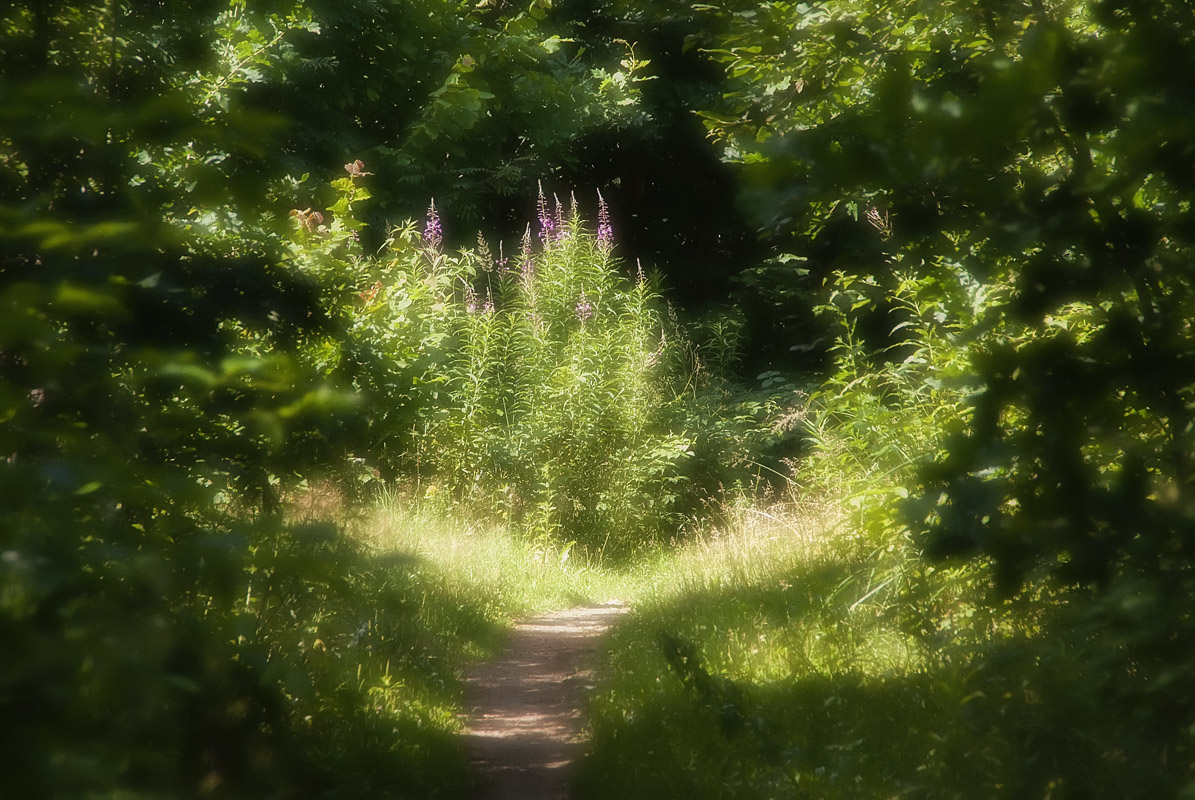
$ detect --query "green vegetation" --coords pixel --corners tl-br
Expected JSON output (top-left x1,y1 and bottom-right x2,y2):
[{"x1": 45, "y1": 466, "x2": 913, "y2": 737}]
[
  {"x1": 4, "y1": 0, "x2": 1195, "y2": 797},
  {"x1": 577, "y1": 290, "x2": 1191, "y2": 797}
]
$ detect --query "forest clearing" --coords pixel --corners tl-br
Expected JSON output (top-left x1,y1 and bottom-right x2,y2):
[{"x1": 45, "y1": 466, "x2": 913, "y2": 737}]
[{"x1": 3, "y1": 1, "x2": 1194, "y2": 797}]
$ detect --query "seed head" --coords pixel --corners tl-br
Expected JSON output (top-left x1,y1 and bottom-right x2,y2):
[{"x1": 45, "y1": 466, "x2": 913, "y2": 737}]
[{"x1": 554, "y1": 194, "x2": 569, "y2": 244}]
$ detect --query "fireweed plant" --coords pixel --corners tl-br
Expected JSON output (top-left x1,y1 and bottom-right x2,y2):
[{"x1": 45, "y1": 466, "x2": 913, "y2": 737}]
[{"x1": 355, "y1": 187, "x2": 694, "y2": 559}]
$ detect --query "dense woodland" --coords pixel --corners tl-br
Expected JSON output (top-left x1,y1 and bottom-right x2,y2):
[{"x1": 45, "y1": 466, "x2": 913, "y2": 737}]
[{"x1": 3, "y1": 1, "x2": 1194, "y2": 797}]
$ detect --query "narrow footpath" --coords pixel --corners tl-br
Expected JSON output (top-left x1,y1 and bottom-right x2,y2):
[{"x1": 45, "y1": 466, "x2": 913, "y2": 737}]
[{"x1": 463, "y1": 602, "x2": 628, "y2": 799}]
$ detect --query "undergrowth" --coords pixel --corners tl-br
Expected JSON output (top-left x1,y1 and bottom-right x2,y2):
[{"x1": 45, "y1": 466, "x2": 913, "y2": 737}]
[
  {"x1": 578, "y1": 496, "x2": 1190, "y2": 799},
  {"x1": 574, "y1": 267, "x2": 1195, "y2": 799}
]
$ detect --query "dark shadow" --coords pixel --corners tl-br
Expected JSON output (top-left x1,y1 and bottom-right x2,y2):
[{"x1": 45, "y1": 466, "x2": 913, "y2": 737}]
[{"x1": 1, "y1": 518, "x2": 508, "y2": 799}]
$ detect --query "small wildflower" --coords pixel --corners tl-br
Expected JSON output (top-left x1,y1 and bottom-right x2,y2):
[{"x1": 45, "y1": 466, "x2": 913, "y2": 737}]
[
  {"x1": 537, "y1": 182, "x2": 555, "y2": 245},
  {"x1": 636, "y1": 258, "x2": 645, "y2": 284},
  {"x1": 575, "y1": 292, "x2": 593, "y2": 323},
  {"x1": 597, "y1": 190, "x2": 613, "y2": 251},
  {"x1": 465, "y1": 286, "x2": 481, "y2": 313},
  {"x1": 423, "y1": 199, "x2": 442, "y2": 252},
  {"x1": 483, "y1": 288, "x2": 495, "y2": 315}
]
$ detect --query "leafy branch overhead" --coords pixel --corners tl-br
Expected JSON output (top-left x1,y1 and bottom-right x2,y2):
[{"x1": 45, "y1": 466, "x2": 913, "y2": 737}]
[{"x1": 690, "y1": 0, "x2": 1195, "y2": 590}]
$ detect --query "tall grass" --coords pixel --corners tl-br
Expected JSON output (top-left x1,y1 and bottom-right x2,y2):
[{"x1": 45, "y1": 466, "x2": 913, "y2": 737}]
[
  {"x1": 166, "y1": 485, "x2": 636, "y2": 800},
  {"x1": 577, "y1": 491, "x2": 1180, "y2": 797},
  {"x1": 575, "y1": 496, "x2": 934, "y2": 799}
]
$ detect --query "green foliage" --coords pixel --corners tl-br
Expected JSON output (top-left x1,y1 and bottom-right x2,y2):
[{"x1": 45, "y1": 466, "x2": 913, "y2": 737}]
[
  {"x1": 678, "y1": 4, "x2": 1195, "y2": 785},
  {"x1": 9, "y1": 0, "x2": 1195, "y2": 796},
  {"x1": 693, "y1": 0, "x2": 1195, "y2": 591},
  {"x1": 578, "y1": 234, "x2": 1194, "y2": 796},
  {"x1": 1, "y1": 6, "x2": 471, "y2": 795},
  {"x1": 799, "y1": 267, "x2": 976, "y2": 521},
  {"x1": 237, "y1": 0, "x2": 658, "y2": 224},
  {"x1": 351, "y1": 192, "x2": 696, "y2": 557}
]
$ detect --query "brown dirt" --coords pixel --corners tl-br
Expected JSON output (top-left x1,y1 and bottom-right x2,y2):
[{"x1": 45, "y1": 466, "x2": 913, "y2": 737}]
[{"x1": 463, "y1": 602, "x2": 628, "y2": 799}]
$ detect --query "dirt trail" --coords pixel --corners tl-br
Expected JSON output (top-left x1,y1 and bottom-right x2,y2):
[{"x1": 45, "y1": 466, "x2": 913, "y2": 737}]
[{"x1": 463, "y1": 602, "x2": 628, "y2": 799}]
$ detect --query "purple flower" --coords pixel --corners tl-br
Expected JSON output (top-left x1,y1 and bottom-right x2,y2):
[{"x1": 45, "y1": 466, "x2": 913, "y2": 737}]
[
  {"x1": 575, "y1": 292, "x2": 593, "y2": 323},
  {"x1": 536, "y1": 182, "x2": 555, "y2": 245},
  {"x1": 423, "y1": 199, "x2": 442, "y2": 252},
  {"x1": 597, "y1": 190, "x2": 613, "y2": 251},
  {"x1": 554, "y1": 194, "x2": 569, "y2": 243}
]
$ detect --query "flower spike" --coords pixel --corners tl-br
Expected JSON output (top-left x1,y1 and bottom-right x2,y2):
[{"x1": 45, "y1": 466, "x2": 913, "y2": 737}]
[
  {"x1": 423, "y1": 199, "x2": 442, "y2": 252},
  {"x1": 575, "y1": 292, "x2": 594, "y2": 323},
  {"x1": 597, "y1": 190, "x2": 614, "y2": 252},
  {"x1": 537, "y1": 181, "x2": 555, "y2": 245}
]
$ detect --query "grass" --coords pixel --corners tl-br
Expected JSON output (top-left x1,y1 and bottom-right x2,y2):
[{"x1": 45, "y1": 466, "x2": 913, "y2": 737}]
[
  {"x1": 357, "y1": 488, "x2": 636, "y2": 620},
  {"x1": 572, "y1": 493, "x2": 1192, "y2": 799},
  {"x1": 269, "y1": 479, "x2": 1193, "y2": 799},
  {"x1": 322, "y1": 488, "x2": 957, "y2": 797},
  {"x1": 572, "y1": 497, "x2": 929, "y2": 798},
  {"x1": 147, "y1": 484, "x2": 638, "y2": 799}
]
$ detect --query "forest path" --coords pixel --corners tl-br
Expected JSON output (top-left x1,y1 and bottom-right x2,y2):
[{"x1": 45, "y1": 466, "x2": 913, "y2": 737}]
[{"x1": 463, "y1": 601, "x2": 628, "y2": 799}]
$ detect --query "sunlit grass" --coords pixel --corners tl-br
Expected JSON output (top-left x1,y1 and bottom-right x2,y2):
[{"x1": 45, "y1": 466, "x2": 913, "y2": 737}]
[
  {"x1": 632, "y1": 501, "x2": 829, "y2": 600},
  {"x1": 233, "y1": 483, "x2": 638, "y2": 798},
  {"x1": 573, "y1": 486, "x2": 1191, "y2": 799},
  {"x1": 282, "y1": 480, "x2": 1190, "y2": 800},
  {"x1": 355, "y1": 488, "x2": 636, "y2": 620},
  {"x1": 617, "y1": 497, "x2": 924, "y2": 682}
]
